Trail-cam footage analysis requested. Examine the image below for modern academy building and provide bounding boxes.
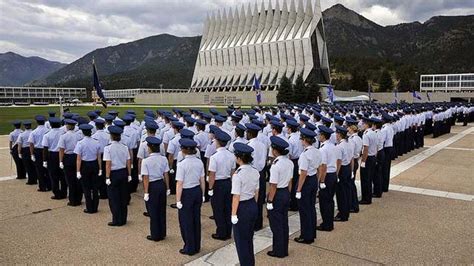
[190,0,330,92]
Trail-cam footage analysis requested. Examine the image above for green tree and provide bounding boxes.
[351,71,368,92]
[305,78,321,103]
[293,74,305,103]
[397,75,411,92]
[277,76,293,103]
[378,69,394,92]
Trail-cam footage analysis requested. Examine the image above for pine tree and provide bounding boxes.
[351,71,368,92]
[378,69,394,92]
[306,78,321,103]
[293,74,305,103]
[397,75,411,92]
[277,76,293,103]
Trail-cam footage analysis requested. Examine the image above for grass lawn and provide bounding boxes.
[0,105,228,135]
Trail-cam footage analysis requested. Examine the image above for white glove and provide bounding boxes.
[266,203,274,210]
[360,162,366,168]
[144,193,149,202]
[31,155,36,162]
[128,175,132,182]
[351,173,355,180]
[295,192,302,199]
[98,170,102,176]
[206,176,209,182]
[169,169,175,174]
[320,183,326,189]
[43,161,48,168]
[166,189,171,196]
[208,190,214,197]
[176,201,183,209]
[59,162,64,169]
[231,215,238,224]
[138,174,143,182]
[76,171,81,179]
[202,196,206,203]
[106,178,111,186]
[18,154,22,159]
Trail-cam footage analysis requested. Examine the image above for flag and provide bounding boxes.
[253,74,262,104]
[426,91,431,102]
[93,59,107,108]
[394,89,399,103]
[327,85,334,104]
[412,90,422,101]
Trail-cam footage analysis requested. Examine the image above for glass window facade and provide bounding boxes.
[420,74,474,92]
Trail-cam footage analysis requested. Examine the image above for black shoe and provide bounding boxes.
[146,235,162,242]
[359,200,371,205]
[211,234,231,241]
[316,226,333,232]
[209,216,214,220]
[37,188,47,192]
[26,182,37,185]
[84,209,96,214]
[179,249,197,256]
[294,237,314,244]
[267,251,286,258]
[108,222,119,226]
[170,203,177,209]
[334,216,348,222]
[350,209,359,213]
[372,194,382,198]
[289,207,298,212]
[51,195,60,200]
[99,196,108,199]
[143,212,150,217]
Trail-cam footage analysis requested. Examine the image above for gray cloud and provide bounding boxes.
[1,0,473,63]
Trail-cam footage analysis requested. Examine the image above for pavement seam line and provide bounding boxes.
[309,245,384,265]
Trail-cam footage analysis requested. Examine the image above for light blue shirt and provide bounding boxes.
[58,130,80,154]
[103,141,130,170]
[208,147,236,180]
[247,138,266,172]
[92,129,110,154]
[194,131,210,152]
[288,132,304,160]
[363,129,378,156]
[27,125,49,148]
[16,130,32,148]
[141,153,169,182]
[175,155,204,189]
[166,133,181,160]
[269,155,293,188]
[320,140,338,173]
[231,164,260,201]
[42,128,63,152]
[74,137,100,162]
[9,129,22,145]
[298,146,322,176]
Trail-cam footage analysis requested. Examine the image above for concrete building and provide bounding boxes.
[420,73,474,93]
[0,86,86,104]
[190,0,330,92]
[92,88,188,103]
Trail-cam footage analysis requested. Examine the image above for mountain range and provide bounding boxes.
[3,4,474,88]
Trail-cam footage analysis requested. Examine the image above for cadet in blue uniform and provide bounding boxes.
[231,143,259,266]
[142,136,170,241]
[373,118,385,198]
[9,120,25,180]
[175,138,205,255]
[92,119,110,199]
[104,126,131,226]
[17,121,37,185]
[286,119,303,212]
[334,125,353,222]
[29,115,51,191]
[42,117,67,199]
[267,136,293,258]
[208,130,235,240]
[348,124,362,213]
[360,117,378,205]
[294,128,321,244]
[59,119,82,206]
[167,121,185,196]
[74,124,102,213]
[317,125,337,231]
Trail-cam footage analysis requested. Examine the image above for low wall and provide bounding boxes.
[135,91,278,106]
[324,90,474,103]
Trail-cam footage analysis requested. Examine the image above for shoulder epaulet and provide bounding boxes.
[235,168,241,174]
[105,143,112,147]
[272,158,279,165]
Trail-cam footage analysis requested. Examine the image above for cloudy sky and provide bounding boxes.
[1,0,473,63]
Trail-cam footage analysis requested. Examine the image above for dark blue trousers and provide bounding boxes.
[350,159,360,212]
[269,188,290,257]
[169,160,177,195]
[147,179,167,240]
[382,147,393,192]
[374,150,385,196]
[48,152,67,198]
[107,168,128,225]
[360,156,376,203]
[297,174,318,241]
[11,145,26,179]
[319,172,337,230]
[21,147,37,184]
[34,148,51,190]
[129,148,139,193]
[233,199,257,266]
[290,159,299,211]
[178,186,202,254]
[63,154,82,205]
[80,160,100,212]
[254,169,266,231]
[211,179,232,238]
[99,159,107,199]
[336,165,351,220]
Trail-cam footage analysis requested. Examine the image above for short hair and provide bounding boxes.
[236,153,253,164]
[111,134,121,142]
[271,145,289,156]
[147,143,160,153]
[96,123,104,130]
[349,125,358,133]
[83,130,92,137]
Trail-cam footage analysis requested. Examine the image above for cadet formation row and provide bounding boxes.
[8,102,473,265]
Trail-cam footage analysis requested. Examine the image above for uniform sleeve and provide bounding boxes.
[298,153,309,171]
[163,157,170,173]
[141,159,149,176]
[336,145,343,160]
[269,164,279,185]
[58,135,65,149]
[320,149,328,165]
[73,142,81,156]
[27,132,34,144]
[175,162,185,182]
[231,175,241,195]
[137,143,145,159]
[166,141,174,154]
[362,134,369,147]
[208,155,217,172]
[103,146,111,161]
[41,135,49,148]
[126,147,131,160]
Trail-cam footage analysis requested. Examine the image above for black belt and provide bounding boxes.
[277,187,288,191]
[150,179,164,183]
[215,178,231,182]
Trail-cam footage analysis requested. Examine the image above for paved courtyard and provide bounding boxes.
[1,125,473,265]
